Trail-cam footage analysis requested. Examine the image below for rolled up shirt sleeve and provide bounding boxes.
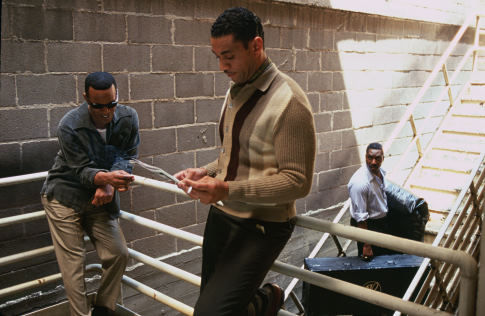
[348,181,370,223]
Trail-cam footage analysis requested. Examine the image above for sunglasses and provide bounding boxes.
[88,91,119,109]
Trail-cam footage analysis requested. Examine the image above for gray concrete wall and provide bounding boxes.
[0,0,476,315]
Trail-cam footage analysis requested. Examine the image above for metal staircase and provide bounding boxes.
[403,72,485,242]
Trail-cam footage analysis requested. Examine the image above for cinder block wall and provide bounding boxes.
[0,0,474,315]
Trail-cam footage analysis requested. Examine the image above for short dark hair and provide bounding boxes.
[211,7,264,48]
[366,142,384,155]
[85,72,117,97]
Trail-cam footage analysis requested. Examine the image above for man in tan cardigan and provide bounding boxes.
[176,7,316,316]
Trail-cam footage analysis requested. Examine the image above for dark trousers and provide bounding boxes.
[350,217,398,257]
[194,206,295,316]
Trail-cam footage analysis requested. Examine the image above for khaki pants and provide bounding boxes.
[42,196,129,316]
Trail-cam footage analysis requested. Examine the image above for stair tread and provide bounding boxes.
[432,133,485,153]
[421,149,479,173]
[409,169,469,192]
[405,187,457,213]
[442,116,485,135]
[451,102,485,117]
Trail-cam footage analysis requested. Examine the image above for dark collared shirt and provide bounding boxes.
[41,102,140,217]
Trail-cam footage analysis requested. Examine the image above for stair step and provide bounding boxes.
[421,149,479,173]
[409,168,469,193]
[442,116,485,136]
[470,71,485,84]
[406,187,458,213]
[451,102,485,117]
[432,133,485,153]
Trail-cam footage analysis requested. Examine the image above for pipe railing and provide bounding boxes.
[0,172,480,316]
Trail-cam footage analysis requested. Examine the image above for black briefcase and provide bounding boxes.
[302,254,425,316]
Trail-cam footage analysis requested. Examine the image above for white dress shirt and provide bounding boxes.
[348,165,388,222]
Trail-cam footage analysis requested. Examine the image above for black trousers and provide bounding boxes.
[350,217,398,257]
[194,206,295,316]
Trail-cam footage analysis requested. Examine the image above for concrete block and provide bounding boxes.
[354,33,377,53]
[376,18,404,36]
[156,202,197,228]
[104,0,151,13]
[130,73,174,100]
[403,20,421,38]
[215,72,231,97]
[2,3,11,38]
[1,75,16,106]
[131,184,176,212]
[420,22,436,39]
[196,148,219,168]
[0,108,47,141]
[346,12,366,33]
[280,28,307,49]
[323,10,346,31]
[73,12,125,42]
[285,72,307,91]
[47,43,101,73]
[104,45,150,72]
[11,6,72,40]
[1,40,45,73]
[176,124,216,151]
[131,234,176,258]
[308,72,332,92]
[321,91,343,112]
[22,140,59,173]
[120,210,156,242]
[153,0,195,17]
[341,130,358,149]
[267,49,293,72]
[194,0,227,19]
[139,129,176,156]
[0,181,44,209]
[49,106,74,136]
[309,29,333,50]
[306,93,319,113]
[318,130,342,153]
[322,52,341,71]
[330,148,361,169]
[174,20,212,45]
[0,143,21,178]
[155,100,194,128]
[314,152,330,172]
[127,102,151,129]
[153,152,195,176]
[373,105,406,125]
[295,51,320,71]
[175,73,213,98]
[265,3,294,27]
[318,169,341,190]
[334,31,356,52]
[263,26,281,49]
[196,98,224,123]
[17,74,76,105]
[195,46,218,72]
[46,0,99,10]
[128,15,171,44]
[314,112,331,133]
[333,111,352,130]
[332,72,345,91]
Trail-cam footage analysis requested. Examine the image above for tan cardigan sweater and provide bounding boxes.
[204,63,316,222]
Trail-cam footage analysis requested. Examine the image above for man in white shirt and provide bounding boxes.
[348,142,395,259]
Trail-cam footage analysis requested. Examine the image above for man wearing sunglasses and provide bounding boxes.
[41,72,140,316]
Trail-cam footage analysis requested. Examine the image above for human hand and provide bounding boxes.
[92,184,115,206]
[178,176,228,204]
[174,168,207,182]
[362,243,373,259]
[95,170,134,189]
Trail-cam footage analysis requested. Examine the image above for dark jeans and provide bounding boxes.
[194,206,295,316]
[350,217,398,257]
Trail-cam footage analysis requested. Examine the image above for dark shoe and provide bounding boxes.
[92,305,112,316]
[261,283,284,316]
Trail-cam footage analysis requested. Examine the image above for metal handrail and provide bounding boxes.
[0,172,479,315]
